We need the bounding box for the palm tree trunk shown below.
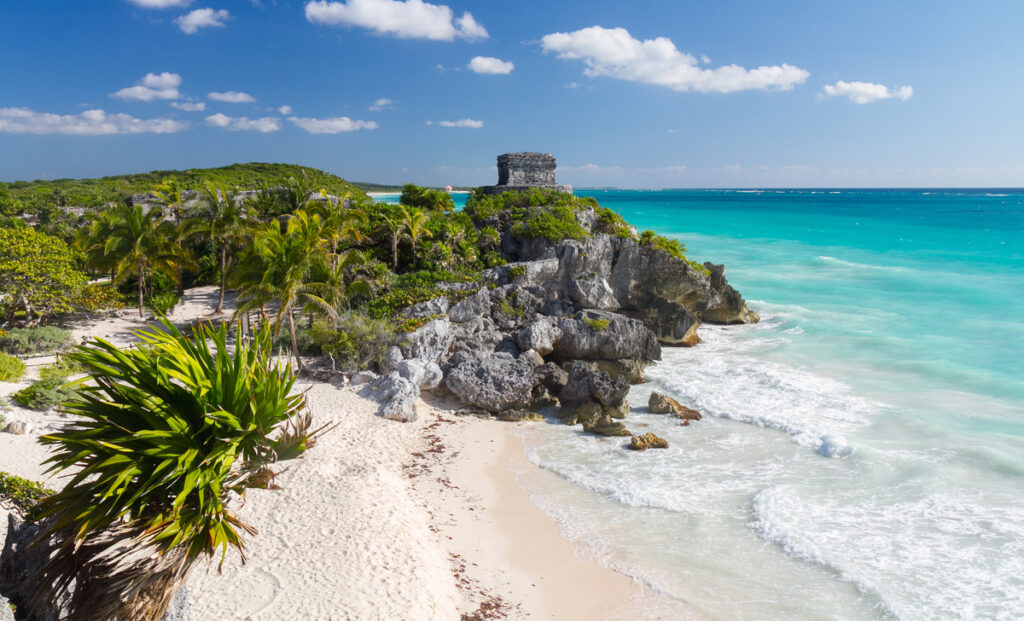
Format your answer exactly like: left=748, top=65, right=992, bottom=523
left=216, top=245, right=227, bottom=313
left=287, top=311, right=303, bottom=372
left=391, top=236, right=398, bottom=271
left=138, top=264, right=145, bottom=318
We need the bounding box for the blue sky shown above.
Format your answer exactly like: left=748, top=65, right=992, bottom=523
left=1, top=0, right=1022, bottom=188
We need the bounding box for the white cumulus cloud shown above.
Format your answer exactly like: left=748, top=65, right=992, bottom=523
left=176, top=8, right=230, bottom=34
left=0, top=107, right=187, bottom=135
left=171, top=101, right=206, bottom=111
left=208, top=91, right=256, bottom=103
left=304, top=0, right=487, bottom=41
left=369, top=98, right=394, bottom=111
left=288, top=115, right=379, bottom=134
left=820, top=81, right=913, bottom=104
left=278, top=105, right=293, bottom=115
left=205, top=113, right=280, bottom=132
left=467, top=56, right=514, bottom=75
left=126, top=0, right=193, bottom=8
left=540, top=26, right=809, bottom=93
left=111, top=72, right=183, bottom=101
left=436, top=118, right=483, bottom=128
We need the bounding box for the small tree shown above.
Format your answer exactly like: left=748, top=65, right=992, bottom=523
left=400, top=183, right=454, bottom=213
left=0, top=227, right=88, bottom=324
left=399, top=206, right=433, bottom=267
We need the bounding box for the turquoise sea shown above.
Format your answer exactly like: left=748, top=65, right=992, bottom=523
left=378, top=189, right=1024, bottom=620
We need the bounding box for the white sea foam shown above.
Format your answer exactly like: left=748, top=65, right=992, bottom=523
left=752, top=485, right=1024, bottom=620
left=645, top=324, right=877, bottom=450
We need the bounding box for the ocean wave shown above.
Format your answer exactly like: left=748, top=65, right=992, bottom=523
left=646, top=326, right=878, bottom=450
left=751, top=485, right=1024, bottom=620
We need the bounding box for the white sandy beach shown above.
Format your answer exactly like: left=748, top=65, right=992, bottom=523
left=0, top=287, right=675, bottom=621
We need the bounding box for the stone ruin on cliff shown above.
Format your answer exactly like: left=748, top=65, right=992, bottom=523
left=481, top=152, right=573, bottom=195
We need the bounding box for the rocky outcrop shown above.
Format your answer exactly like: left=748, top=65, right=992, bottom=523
left=489, top=216, right=758, bottom=345
left=444, top=353, right=535, bottom=413
left=628, top=433, right=669, bottom=450
left=558, top=365, right=630, bottom=436
left=552, top=310, right=661, bottom=364
left=1, top=594, right=15, bottom=621
left=648, top=392, right=702, bottom=421
left=363, top=373, right=419, bottom=422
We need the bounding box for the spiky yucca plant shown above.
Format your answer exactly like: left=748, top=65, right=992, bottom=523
left=29, top=318, right=323, bottom=621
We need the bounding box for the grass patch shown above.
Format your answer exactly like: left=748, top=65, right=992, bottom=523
left=0, top=326, right=73, bottom=357
left=0, top=351, right=26, bottom=381
left=0, top=471, right=54, bottom=520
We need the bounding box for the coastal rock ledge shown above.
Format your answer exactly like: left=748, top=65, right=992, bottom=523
left=361, top=152, right=756, bottom=445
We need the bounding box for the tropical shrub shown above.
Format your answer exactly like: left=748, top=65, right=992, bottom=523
left=400, top=183, right=455, bottom=213
left=0, top=471, right=54, bottom=519
left=0, top=352, right=26, bottom=382
left=308, top=313, right=396, bottom=370
left=12, top=376, right=77, bottom=411
left=71, top=283, right=126, bottom=314
left=639, top=230, right=687, bottom=260
left=583, top=317, right=610, bottom=332
left=0, top=227, right=88, bottom=323
left=30, top=318, right=322, bottom=620
left=511, top=205, right=590, bottom=243
left=0, top=326, right=73, bottom=356
left=148, top=292, right=179, bottom=315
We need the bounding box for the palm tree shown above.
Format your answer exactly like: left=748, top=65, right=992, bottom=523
left=28, top=318, right=322, bottom=621
left=192, top=183, right=251, bottom=313
left=311, top=191, right=368, bottom=263
left=87, top=204, right=185, bottom=318
left=233, top=210, right=335, bottom=371
left=399, top=206, right=432, bottom=267
left=152, top=178, right=189, bottom=295
left=379, top=214, right=402, bottom=272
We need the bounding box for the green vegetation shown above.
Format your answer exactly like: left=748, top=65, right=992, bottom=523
left=30, top=318, right=321, bottom=620
left=0, top=352, right=26, bottom=381
left=1, top=162, right=368, bottom=215
left=512, top=204, right=590, bottom=243
left=400, top=183, right=455, bottom=213
left=12, top=375, right=78, bottom=411
left=506, top=265, right=527, bottom=279
left=0, top=326, right=73, bottom=356
left=583, top=317, right=610, bottom=332
left=0, top=227, right=88, bottom=324
left=308, top=314, right=396, bottom=371
left=0, top=471, right=54, bottom=519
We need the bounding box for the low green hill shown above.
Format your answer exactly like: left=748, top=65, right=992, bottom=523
left=0, top=163, right=369, bottom=215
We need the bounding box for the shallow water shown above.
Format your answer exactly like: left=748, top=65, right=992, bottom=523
left=514, top=189, right=1024, bottom=620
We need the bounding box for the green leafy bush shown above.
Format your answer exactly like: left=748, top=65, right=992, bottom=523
left=0, top=227, right=88, bottom=322
left=0, top=352, right=26, bottom=381
left=39, top=358, right=85, bottom=381
left=0, top=326, right=73, bottom=356
left=365, top=270, right=479, bottom=318
left=583, top=317, right=610, bottom=332
left=482, top=251, right=506, bottom=268
left=639, top=230, right=687, bottom=260
left=308, top=314, right=397, bottom=371
left=148, top=292, right=179, bottom=315
left=506, top=265, right=527, bottom=279
left=71, top=283, right=126, bottom=313
left=511, top=205, right=590, bottom=243
left=12, top=376, right=78, bottom=411
left=0, top=471, right=54, bottom=519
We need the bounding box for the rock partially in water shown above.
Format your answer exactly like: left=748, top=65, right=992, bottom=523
left=648, top=392, right=702, bottom=421
left=628, top=433, right=669, bottom=450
